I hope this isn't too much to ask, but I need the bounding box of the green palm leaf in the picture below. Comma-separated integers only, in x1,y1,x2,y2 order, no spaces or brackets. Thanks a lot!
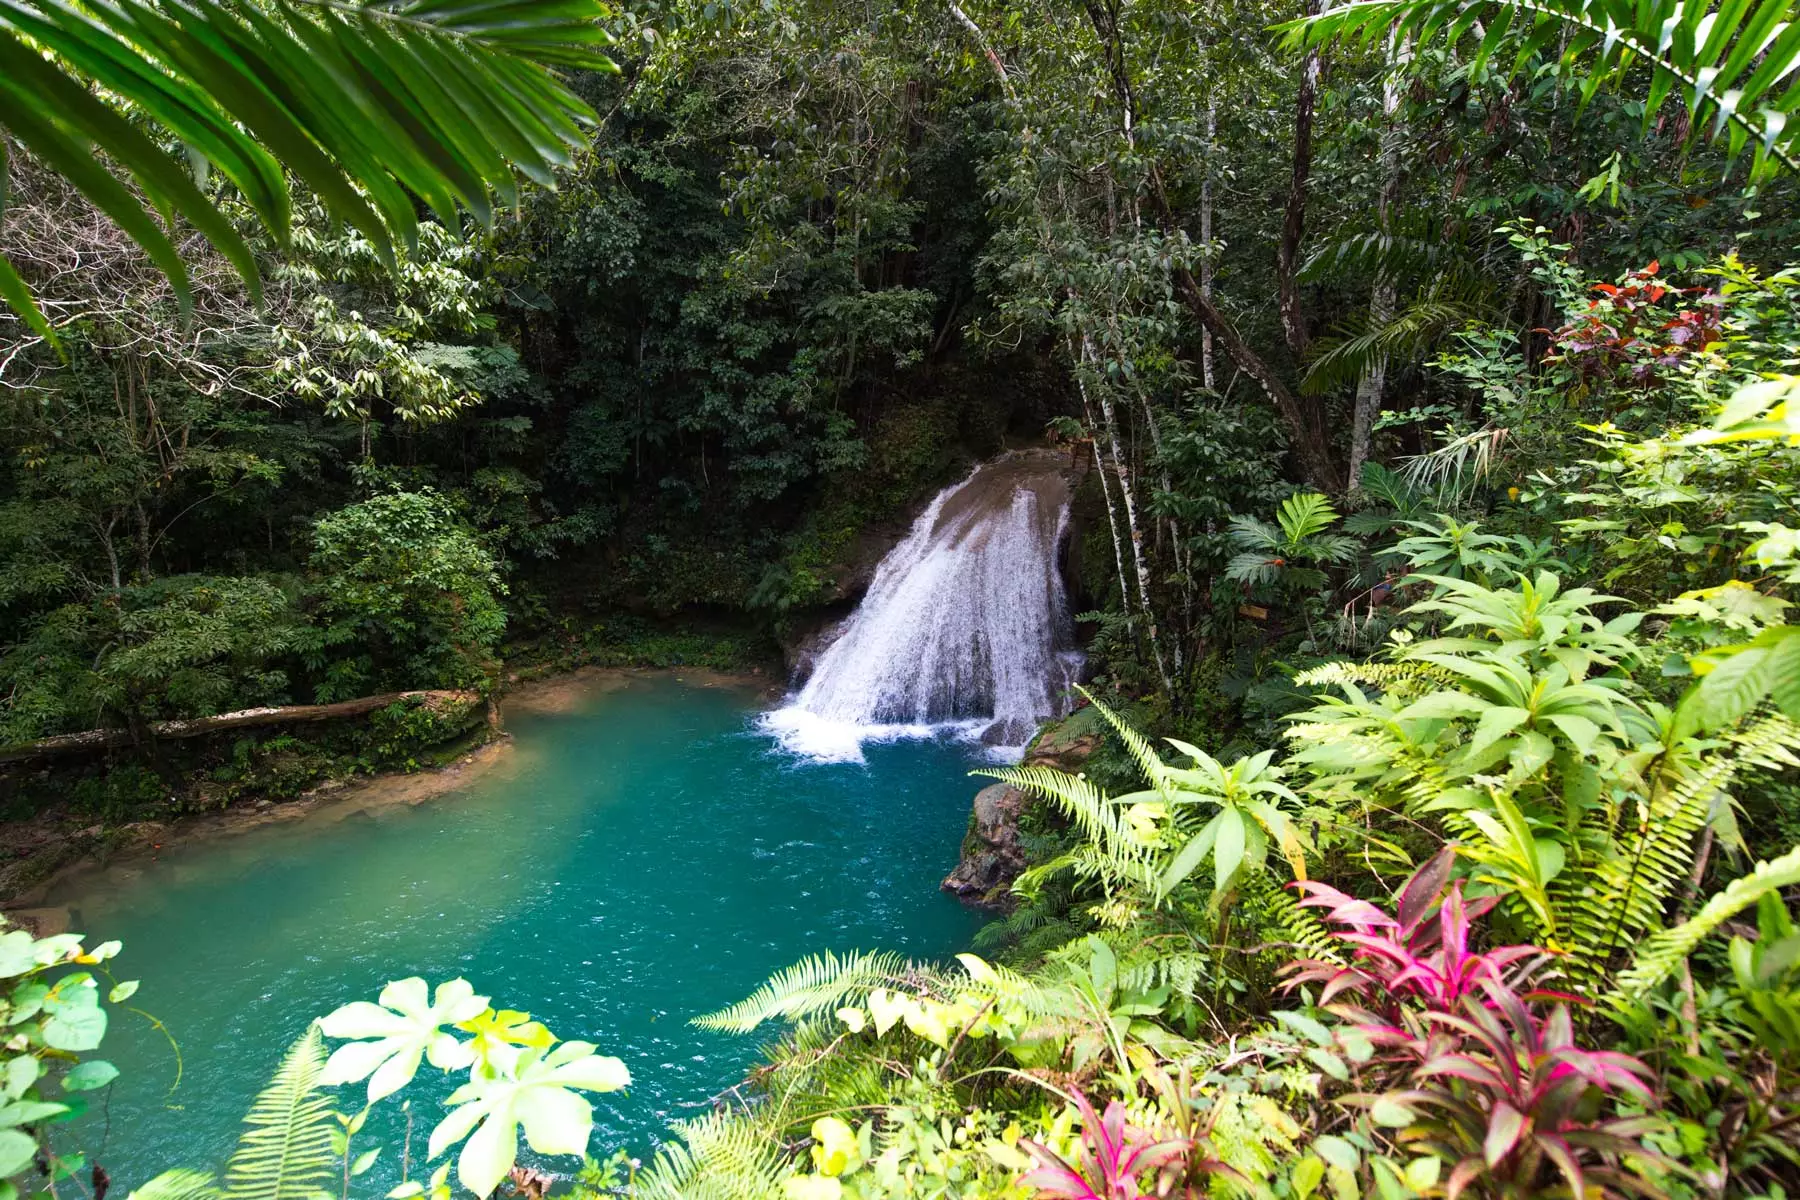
1281,0,1800,185
222,1025,339,1200
0,0,616,334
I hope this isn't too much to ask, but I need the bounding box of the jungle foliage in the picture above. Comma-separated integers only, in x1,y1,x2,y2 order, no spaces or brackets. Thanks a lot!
7,0,1800,1198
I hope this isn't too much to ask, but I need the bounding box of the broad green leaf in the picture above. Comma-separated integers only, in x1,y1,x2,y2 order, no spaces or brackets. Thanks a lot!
0,1130,34,1177
61,1062,118,1092
429,1041,628,1198
319,978,487,1103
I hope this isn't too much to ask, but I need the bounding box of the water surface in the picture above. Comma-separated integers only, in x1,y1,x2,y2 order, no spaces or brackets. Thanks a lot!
52,674,984,1186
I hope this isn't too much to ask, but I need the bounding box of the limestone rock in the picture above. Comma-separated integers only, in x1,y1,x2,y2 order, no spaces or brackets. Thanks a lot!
942,704,1107,910
941,782,1030,910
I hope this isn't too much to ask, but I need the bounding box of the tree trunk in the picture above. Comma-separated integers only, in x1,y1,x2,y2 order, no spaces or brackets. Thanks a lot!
1171,266,1344,492
0,690,480,764
1278,1,1324,360
1200,96,1218,392
1347,32,1410,492
1071,352,1135,634
1082,334,1174,696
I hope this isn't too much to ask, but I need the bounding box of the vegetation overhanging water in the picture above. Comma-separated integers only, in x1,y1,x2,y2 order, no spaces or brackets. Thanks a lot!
48,675,985,1187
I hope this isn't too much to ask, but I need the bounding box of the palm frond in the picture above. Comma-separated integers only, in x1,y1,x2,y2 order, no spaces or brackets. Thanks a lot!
1282,0,1800,185
1612,840,1800,999
221,1025,338,1200
0,0,616,333
692,950,912,1034
1302,298,1482,395
1400,426,1509,503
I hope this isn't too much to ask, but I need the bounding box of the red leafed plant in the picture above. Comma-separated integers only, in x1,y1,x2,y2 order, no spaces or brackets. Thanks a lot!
1281,848,1667,1198
1547,261,1722,388
1282,846,1544,1015
1020,1088,1240,1200
1346,980,1666,1200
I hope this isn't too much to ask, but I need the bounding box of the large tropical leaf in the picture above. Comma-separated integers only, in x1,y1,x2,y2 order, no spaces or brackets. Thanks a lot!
0,0,616,333
1282,0,1800,185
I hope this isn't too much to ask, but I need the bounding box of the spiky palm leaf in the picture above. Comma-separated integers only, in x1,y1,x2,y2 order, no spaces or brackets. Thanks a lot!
1612,841,1800,998
222,1025,338,1200
1302,298,1484,395
1400,427,1510,503
0,0,616,343
1283,0,1800,185
691,950,913,1034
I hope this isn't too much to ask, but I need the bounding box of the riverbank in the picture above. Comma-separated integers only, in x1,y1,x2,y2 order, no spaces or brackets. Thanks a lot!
0,666,774,924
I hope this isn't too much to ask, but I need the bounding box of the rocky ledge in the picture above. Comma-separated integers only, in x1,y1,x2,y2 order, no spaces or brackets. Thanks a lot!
940,704,1105,910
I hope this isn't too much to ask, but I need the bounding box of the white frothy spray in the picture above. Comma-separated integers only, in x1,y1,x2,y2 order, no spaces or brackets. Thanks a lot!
763,450,1083,763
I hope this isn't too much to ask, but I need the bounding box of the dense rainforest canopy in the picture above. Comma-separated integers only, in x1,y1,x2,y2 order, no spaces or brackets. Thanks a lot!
6,0,1800,1198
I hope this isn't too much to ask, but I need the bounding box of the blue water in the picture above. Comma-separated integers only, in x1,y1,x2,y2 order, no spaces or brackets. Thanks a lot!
52,673,985,1187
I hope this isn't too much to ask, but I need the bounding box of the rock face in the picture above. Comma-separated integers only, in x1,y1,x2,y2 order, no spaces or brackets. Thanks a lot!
941,703,1107,910
941,781,1032,908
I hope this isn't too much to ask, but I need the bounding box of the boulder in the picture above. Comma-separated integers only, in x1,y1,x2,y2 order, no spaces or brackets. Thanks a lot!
940,782,1031,910
941,704,1108,910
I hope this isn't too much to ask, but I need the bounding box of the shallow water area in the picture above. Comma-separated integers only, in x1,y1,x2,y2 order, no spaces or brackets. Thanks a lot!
48,673,986,1186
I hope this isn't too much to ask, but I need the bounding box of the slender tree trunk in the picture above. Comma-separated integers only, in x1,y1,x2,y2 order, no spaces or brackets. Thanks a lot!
1082,334,1174,696
1169,265,1344,492
1071,347,1135,635
1347,32,1410,492
0,690,481,763
1200,96,1217,392
1278,0,1324,360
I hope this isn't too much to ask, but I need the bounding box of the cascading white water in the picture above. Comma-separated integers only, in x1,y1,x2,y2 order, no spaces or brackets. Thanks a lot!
763,449,1084,763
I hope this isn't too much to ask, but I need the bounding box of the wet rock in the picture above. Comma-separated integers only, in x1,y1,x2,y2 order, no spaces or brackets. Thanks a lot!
941,782,1031,911
1023,705,1106,772
943,705,1107,909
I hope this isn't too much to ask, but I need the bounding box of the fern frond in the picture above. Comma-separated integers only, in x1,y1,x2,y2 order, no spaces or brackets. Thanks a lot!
1076,689,1169,790
1561,715,1800,989
1291,659,1446,694
1247,873,1343,966
635,1111,785,1200
978,765,1157,895
692,950,912,1034
129,1170,222,1200
1612,841,1800,999
221,1026,337,1200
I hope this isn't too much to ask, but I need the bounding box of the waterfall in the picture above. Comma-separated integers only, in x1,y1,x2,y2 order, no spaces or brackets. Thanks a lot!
763,449,1084,763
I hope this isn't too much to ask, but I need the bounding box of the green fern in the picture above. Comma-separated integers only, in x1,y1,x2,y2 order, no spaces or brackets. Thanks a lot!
634,1111,786,1200
976,763,1158,896
692,950,912,1034
1612,841,1800,998
222,1026,338,1200
1560,715,1800,987
1246,872,1343,966
128,1169,224,1200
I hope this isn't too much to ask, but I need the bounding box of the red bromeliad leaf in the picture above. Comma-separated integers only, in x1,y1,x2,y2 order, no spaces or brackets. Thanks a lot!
1484,1101,1528,1167
1398,846,1457,933
1020,1145,1101,1200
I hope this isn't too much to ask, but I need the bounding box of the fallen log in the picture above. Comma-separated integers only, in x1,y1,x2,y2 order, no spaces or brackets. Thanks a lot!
0,690,480,766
